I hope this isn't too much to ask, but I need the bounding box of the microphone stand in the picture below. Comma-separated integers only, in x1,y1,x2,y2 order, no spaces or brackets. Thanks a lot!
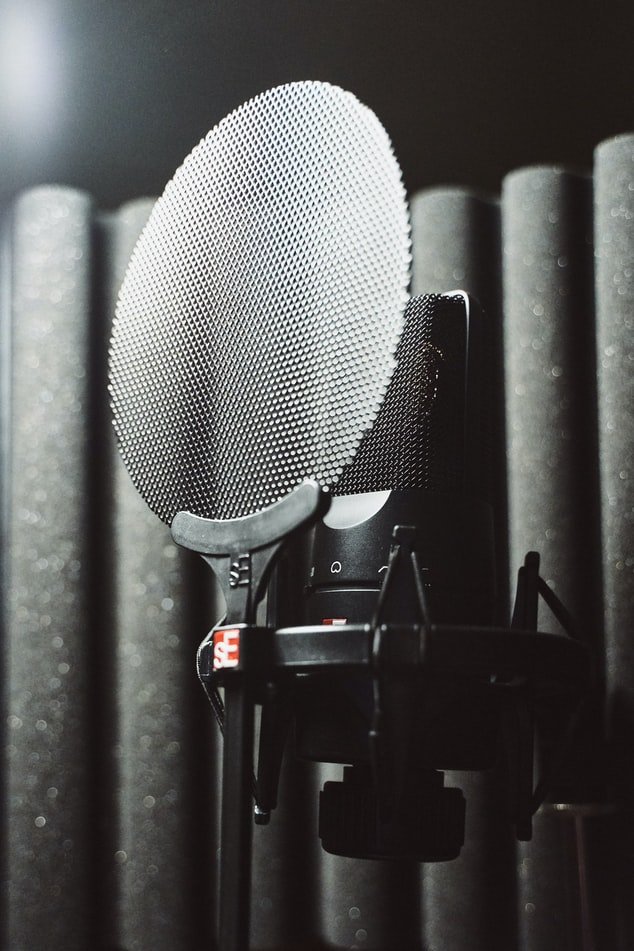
174,486,593,951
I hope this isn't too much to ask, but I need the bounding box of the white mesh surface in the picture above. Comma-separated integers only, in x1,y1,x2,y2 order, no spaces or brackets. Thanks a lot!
109,82,410,523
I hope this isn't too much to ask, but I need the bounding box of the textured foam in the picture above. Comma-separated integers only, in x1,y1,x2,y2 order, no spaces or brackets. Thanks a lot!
109,81,410,524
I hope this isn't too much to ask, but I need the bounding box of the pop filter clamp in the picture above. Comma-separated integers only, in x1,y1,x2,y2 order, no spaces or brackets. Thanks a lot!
182,497,592,951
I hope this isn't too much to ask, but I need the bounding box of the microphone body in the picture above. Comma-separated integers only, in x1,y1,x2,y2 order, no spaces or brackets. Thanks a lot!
303,487,495,629
281,289,496,628
270,292,498,859
278,289,495,631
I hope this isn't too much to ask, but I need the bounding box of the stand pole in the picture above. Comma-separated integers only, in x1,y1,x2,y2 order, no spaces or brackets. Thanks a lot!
219,678,254,951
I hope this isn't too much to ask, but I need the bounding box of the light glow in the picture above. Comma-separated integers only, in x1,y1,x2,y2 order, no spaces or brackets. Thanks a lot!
0,5,61,131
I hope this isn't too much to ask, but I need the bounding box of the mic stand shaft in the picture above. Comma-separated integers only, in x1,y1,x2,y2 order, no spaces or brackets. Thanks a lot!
221,678,254,951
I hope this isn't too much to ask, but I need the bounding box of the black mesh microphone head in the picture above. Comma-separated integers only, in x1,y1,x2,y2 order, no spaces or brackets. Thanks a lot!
108,81,411,526
335,291,493,503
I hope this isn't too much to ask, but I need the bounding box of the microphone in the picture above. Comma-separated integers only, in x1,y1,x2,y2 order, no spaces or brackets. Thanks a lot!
264,289,590,864
300,289,495,629
272,290,495,861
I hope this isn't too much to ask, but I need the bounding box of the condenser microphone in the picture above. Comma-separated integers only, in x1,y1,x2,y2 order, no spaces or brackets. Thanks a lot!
297,289,495,630
271,289,590,866
270,290,495,861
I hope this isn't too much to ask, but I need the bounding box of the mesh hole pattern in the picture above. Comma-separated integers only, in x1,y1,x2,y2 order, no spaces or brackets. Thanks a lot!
336,294,471,495
109,82,410,524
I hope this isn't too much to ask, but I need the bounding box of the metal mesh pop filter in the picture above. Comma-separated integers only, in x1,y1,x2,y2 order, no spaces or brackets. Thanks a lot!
109,82,410,524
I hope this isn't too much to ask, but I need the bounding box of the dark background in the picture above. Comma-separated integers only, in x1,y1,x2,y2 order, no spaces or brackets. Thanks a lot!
0,0,632,212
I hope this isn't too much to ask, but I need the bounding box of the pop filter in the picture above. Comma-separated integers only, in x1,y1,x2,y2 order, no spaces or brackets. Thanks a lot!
108,81,411,951
109,81,410,525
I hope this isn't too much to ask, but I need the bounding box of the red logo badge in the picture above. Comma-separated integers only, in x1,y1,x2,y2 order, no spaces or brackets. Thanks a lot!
213,628,240,670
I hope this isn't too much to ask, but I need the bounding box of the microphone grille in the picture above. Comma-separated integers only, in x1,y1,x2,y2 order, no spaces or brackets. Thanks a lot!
108,82,410,524
336,294,487,496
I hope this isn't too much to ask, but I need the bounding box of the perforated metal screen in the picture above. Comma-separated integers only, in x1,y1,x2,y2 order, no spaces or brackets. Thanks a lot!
336,293,482,496
109,82,410,524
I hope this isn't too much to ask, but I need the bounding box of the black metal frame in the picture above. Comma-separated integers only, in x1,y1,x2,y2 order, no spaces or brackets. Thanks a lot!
172,483,592,951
